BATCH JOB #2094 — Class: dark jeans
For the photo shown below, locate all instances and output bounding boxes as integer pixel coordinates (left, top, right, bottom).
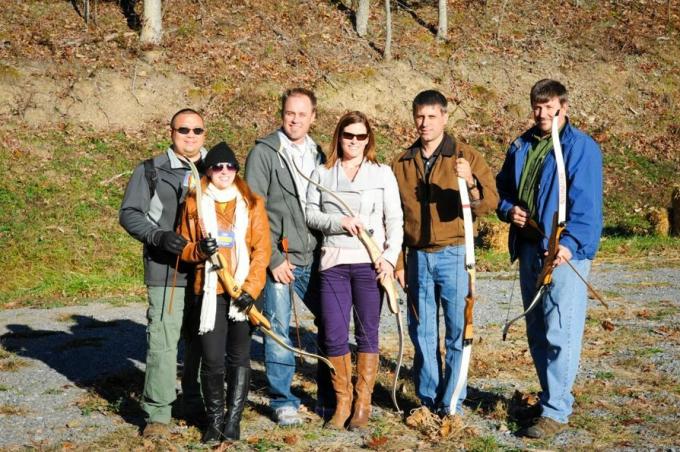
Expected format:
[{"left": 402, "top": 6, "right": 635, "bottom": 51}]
[{"left": 319, "top": 263, "right": 382, "bottom": 356}]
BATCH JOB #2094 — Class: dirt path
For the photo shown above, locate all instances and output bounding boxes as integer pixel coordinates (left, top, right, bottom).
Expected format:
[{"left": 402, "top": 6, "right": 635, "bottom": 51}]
[{"left": 1, "top": 261, "right": 679, "bottom": 450}]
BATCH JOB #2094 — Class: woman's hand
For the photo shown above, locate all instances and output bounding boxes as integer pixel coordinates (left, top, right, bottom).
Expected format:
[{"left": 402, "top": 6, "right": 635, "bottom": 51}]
[
  {"left": 374, "top": 257, "right": 394, "bottom": 282},
  {"left": 198, "top": 237, "right": 218, "bottom": 257},
  {"left": 341, "top": 216, "right": 364, "bottom": 236},
  {"left": 232, "top": 291, "right": 255, "bottom": 313}
]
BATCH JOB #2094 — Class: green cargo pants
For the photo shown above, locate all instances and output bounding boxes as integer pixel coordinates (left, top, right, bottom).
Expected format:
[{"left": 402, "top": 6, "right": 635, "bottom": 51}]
[{"left": 142, "top": 286, "right": 186, "bottom": 424}]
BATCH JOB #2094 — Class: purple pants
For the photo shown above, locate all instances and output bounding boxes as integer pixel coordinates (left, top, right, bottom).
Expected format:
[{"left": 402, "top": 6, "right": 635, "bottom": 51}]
[{"left": 319, "top": 263, "right": 382, "bottom": 357}]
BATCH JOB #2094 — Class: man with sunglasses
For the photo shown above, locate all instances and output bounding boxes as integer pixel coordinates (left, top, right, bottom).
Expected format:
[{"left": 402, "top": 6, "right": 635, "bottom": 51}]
[
  {"left": 245, "top": 88, "right": 330, "bottom": 426},
  {"left": 119, "top": 108, "right": 207, "bottom": 439},
  {"left": 391, "top": 90, "right": 498, "bottom": 420}
]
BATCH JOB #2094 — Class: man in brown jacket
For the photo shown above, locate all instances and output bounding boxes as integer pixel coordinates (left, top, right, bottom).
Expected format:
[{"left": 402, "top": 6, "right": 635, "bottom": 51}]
[{"left": 392, "top": 90, "right": 498, "bottom": 417}]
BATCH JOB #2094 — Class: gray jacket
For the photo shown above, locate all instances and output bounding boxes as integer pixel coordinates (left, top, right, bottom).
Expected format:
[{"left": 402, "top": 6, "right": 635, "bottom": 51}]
[
  {"left": 244, "top": 131, "right": 326, "bottom": 269},
  {"left": 119, "top": 147, "right": 206, "bottom": 287},
  {"left": 306, "top": 160, "right": 403, "bottom": 267}
]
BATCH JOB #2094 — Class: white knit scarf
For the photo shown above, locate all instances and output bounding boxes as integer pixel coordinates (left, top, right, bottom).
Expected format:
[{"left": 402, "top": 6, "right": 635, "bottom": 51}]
[{"left": 199, "top": 183, "right": 250, "bottom": 334}]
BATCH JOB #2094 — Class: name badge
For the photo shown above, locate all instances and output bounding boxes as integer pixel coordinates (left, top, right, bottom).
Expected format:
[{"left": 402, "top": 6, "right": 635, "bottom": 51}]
[{"left": 217, "top": 230, "right": 235, "bottom": 248}]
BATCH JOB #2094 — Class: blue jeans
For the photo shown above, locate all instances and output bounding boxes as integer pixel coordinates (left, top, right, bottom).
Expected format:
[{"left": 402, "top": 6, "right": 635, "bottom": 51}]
[
  {"left": 406, "top": 245, "right": 468, "bottom": 414},
  {"left": 518, "top": 241, "right": 591, "bottom": 424},
  {"left": 263, "top": 263, "right": 323, "bottom": 410}
]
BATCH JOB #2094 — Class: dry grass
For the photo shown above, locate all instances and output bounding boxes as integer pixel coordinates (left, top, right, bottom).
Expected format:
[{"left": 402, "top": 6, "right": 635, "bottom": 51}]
[
  {"left": 0, "top": 404, "right": 29, "bottom": 416},
  {"left": 0, "top": 346, "right": 29, "bottom": 372}
]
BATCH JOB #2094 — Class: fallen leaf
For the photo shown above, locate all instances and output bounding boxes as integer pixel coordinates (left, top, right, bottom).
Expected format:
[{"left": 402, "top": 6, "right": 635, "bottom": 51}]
[{"left": 365, "top": 435, "right": 388, "bottom": 449}]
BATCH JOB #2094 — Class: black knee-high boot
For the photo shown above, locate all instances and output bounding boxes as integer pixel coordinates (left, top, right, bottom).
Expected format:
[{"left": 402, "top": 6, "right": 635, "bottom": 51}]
[
  {"left": 222, "top": 367, "right": 251, "bottom": 440},
  {"left": 201, "top": 372, "right": 225, "bottom": 444}
]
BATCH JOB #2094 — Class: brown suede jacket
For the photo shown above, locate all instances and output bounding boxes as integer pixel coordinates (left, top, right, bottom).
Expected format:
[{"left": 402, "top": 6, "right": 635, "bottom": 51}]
[
  {"left": 391, "top": 133, "right": 499, "bottom": 270},
  {"left": 178, "top": 179, "right": 271, "bottom": 299}
]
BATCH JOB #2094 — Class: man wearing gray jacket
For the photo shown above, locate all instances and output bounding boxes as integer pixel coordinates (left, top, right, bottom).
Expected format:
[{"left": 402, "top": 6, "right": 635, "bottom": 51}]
[
  {"left": 119, "top": 108, "right": 206, "bottom": 438},
  {"left": 245, "top": 88, "right": 330, "bottom": 426}
]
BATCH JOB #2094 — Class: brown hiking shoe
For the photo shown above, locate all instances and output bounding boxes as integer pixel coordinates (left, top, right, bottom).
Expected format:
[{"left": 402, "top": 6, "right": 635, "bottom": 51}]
[
  {"left": 142, "top": 422, "right": 170, "bottom": 439},
  {"left": 519, "top": 416, "right": 567, "bottom": 439}
]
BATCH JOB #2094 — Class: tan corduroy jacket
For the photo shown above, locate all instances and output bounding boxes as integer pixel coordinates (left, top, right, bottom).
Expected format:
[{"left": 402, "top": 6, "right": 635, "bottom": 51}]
[{"left": 391, "top": 133, "right": 499, "bottom": 271}]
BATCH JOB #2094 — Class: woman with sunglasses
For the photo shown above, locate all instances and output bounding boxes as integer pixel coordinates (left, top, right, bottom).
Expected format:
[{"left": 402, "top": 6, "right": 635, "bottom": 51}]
[
  {"left": 178, "top": 142, "right": 271, "bottom": 444},
  {"left": 306, "top": 111, "right": 403, "bottom": 431}
]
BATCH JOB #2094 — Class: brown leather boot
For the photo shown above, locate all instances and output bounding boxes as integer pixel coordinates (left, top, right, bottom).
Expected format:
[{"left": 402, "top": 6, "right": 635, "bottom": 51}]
[
  {"left": 348, "top": 352, "right": 378, "bottom": 431},
  {"left": 326, "top": 353, "right": 353, "bottom": 430}
]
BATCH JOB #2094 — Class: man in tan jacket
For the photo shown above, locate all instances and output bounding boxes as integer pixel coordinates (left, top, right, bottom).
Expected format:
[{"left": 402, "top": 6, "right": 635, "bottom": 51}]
[{"left": 392, "top": 90, "right": 498, "bottom": 417}]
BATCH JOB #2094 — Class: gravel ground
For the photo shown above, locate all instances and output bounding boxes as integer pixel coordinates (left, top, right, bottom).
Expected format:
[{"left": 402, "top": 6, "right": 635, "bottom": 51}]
[{"left": 1, "top": 260, "right": 679, "bottom": 449}]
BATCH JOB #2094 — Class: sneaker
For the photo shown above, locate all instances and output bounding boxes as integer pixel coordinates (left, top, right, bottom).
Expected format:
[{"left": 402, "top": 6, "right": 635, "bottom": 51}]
[
  {"left": 518, "top": 416, "right": 567, "bottom": 439},
  {"left": 274, "top": 406, "right": 303, "bottom": 427},
  {"left": 142, "top": 422, "right": 170, "bottom": 439}
]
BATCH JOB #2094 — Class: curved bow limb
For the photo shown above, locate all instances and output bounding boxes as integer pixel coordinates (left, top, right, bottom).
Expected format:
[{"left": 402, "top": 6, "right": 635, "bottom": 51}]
[{"left": 213, "top": 254, "right": 336, "bottom": 372}]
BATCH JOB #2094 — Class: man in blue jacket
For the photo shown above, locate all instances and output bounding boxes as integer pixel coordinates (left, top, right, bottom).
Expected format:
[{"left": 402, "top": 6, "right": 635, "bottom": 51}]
[{"left": 496, "top": 79, "right": 603, "bottom": 439}]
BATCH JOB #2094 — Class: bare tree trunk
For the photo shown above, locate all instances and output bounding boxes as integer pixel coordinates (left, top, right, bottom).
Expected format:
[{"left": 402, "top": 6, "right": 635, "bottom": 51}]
[
  {"left": 140, "top": 0, "right": 162, "bottom": 45},
  {"left": 356, "top": 0, "right": 369, "bottom": 37},
  {"left": 384, "top": 0, "right": 392, "bottom": 60},
  {"left": 437, "top": 0, "right": 447, "bottom": 40}
]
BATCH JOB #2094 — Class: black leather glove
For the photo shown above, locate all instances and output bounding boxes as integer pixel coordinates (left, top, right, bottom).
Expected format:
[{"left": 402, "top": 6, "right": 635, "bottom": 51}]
[
  {"left": 232, "top": 291, "right": 255, "bottom": 314},
  {"left": 198, "top": 237, "right": 218, "bottom": 257},
  {"left": 156, "top": 230, "right": 188, "bottom": 255}
]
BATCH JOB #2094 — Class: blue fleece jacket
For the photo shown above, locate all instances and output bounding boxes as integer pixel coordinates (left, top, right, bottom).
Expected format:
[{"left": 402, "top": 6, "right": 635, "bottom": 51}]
[{"left": 496, "top": 120, "right": 603, "bottom": 261}]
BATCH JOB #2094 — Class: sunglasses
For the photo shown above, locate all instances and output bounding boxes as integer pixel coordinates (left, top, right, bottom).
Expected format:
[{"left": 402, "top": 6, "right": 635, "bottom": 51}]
[
  {"left": 210, "top": 162, "right": 238, "bottom": 173},
  {"left": 173, "top": 127, "right": 205, "bottom": 135},
  {"left": 342, "top": 131, "right": 369, "bottom": 141}
]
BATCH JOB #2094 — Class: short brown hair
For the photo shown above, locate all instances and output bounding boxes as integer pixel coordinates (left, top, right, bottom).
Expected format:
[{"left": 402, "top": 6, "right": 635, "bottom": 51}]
[
  {"left": 412, "top": 90, "right": 448, "bottom": 116},
  {"left": 326, "top": 111, "right": 377, "bottom": 169},
  {"left": 281, "top": 88, "right": 317, "bottom": 116},
  {"left": 530, "top": 79, "right": 568, "bottom": 105}
]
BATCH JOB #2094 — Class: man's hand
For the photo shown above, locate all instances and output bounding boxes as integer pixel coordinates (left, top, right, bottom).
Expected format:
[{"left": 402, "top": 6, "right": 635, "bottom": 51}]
[
  {"left": 509, "top": 206, "right": 530, "bottom": 228},
  {"left": 374, "top": 257, "right": 394, "bottom": 282},
  {"left": 156, "top": 230, "right": 188, "bottom": 255},
  {"left": 341, "top": 216, "right": 364, "bottom": 236},
  {"left": 455, "top": 157, "right": 474, "bottom": 187},
  {"left": 548, "top": 245, "right": 572, "bottom": 268},
  {"left": 395, "top": 269, "right": 406, "bottom": 288},
  {"left": 271, "top": 261, "right": 296, "bottom": 284}
]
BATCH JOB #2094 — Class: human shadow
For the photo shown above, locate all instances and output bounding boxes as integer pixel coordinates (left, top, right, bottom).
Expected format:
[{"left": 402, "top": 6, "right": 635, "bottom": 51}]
[{"left": 2, "top": 315, "right": 149, "bottom": 427}]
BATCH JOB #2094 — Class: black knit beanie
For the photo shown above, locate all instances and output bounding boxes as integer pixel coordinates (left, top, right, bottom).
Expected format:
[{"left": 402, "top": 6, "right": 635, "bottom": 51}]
[{"left": 204, "top": 141, "right": 239, "bottom": 170}]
